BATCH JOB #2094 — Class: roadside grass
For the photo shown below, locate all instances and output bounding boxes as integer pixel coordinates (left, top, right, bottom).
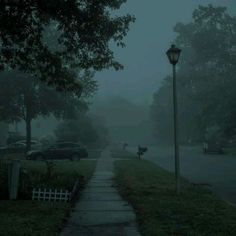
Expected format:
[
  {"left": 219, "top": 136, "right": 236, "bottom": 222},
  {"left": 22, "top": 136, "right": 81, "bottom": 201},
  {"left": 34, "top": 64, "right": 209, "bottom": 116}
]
[
  {"left": 114, "top": 160, "right": 236, "bottom": 236},
  {"left": 111, "top": 148, "right": 138, "bottom": 159},
  {"left": 0, "top": 160, "right": 96, "bottom": 236}
]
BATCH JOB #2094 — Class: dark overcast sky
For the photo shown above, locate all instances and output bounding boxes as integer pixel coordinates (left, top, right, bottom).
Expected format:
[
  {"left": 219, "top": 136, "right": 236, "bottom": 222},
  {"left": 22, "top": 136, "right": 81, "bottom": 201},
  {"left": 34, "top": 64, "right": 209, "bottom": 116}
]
[{"left": 92, "top": 0, "right": 235, "bottom": 105}]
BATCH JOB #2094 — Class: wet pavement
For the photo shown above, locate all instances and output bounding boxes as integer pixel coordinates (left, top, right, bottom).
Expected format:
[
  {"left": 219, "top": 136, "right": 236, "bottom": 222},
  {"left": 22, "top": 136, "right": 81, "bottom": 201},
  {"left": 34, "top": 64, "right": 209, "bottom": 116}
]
[{"left": 61, "top": 150, "right": 140, "bottom": 236}]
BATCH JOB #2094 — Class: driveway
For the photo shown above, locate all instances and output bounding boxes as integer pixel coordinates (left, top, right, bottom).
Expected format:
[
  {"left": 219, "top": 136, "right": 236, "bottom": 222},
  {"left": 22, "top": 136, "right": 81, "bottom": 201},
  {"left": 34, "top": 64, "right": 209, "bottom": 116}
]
[{"left": 129, "top": 145, "right": 236, "bottom": 205}]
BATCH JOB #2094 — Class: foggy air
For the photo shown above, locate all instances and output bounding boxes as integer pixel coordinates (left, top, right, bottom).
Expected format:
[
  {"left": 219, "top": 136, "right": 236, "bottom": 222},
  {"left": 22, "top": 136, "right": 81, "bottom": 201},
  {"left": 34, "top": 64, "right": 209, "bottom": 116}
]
[{"left": 0, "top": 1, "right": 236, "bottom": 236}]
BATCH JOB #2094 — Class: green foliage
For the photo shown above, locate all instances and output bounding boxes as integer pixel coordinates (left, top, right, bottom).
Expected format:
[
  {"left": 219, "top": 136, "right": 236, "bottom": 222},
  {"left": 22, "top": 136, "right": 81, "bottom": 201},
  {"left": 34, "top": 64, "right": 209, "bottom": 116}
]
[
  {"left": 19, "top": 160, "right": 96, "bottom": 199},
  {"left": 114, "top": 160, "right": 236, "bottom": 236},
  {"left": 0, "top": 1, "right": 135, "bottom": 93},
  {"left": 0, "top": 160, "right": 96, "bottom": 235},
  {"left": 0, "top": 70, "right": 92, "bottom": 150},
  {"left": 0, "top": 160, "right": 96, "bottom": 200},
  {"left": 151, "top": 5, "right": 236, "bottom": 145},
  {"left": 45, "top": 160, "right": 56, "bottom": 179},
  {"left": 0, "top": 71, "right": 89, "bottom": 122},
  {"left": 54, "top": 115, "right": 109, "bottom": 148},
  {"left": 150, "top": 77, "right": 174, "bottom": 144}
]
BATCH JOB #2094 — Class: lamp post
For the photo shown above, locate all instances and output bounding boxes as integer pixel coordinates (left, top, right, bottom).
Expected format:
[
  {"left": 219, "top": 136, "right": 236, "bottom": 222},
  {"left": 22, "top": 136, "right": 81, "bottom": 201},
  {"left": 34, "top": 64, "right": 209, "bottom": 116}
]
[{"left": 166, "top": 44, "right": 181, "bottom": 194}]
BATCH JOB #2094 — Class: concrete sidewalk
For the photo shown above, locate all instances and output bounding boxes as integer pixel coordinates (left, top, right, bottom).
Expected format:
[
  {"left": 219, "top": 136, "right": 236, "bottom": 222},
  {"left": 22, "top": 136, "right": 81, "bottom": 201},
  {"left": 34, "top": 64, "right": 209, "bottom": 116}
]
[{"left": 61, "top": 150, "right": 141, "bottom": 236}]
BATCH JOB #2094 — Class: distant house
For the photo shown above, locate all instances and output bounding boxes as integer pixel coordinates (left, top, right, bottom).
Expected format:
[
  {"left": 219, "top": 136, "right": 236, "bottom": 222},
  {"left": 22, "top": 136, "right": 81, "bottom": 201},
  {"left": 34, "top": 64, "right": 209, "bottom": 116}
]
[{"left": 0, "top": 122, "right": 8, "bottom": 146}]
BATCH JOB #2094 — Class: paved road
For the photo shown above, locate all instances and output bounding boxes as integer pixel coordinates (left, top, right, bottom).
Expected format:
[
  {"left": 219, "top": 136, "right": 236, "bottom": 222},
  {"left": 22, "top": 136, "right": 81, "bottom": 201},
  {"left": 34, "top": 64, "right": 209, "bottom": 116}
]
[{"left": 129, "top": 146, "right": 236, "bottom": 205}]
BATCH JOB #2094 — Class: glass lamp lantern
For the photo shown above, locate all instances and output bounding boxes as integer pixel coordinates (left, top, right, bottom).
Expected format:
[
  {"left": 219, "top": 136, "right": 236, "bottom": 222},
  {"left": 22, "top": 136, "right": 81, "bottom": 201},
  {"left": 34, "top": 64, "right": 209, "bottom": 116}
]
[{"left": 166, "top": 44, "right": 181, "bottom": 65}]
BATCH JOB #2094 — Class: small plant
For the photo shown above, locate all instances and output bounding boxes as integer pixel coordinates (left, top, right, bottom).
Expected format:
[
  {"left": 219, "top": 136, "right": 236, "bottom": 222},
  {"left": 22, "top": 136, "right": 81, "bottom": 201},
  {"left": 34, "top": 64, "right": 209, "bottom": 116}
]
[{"left": 45, "top": 161, "right": 56, "bottom": 180}]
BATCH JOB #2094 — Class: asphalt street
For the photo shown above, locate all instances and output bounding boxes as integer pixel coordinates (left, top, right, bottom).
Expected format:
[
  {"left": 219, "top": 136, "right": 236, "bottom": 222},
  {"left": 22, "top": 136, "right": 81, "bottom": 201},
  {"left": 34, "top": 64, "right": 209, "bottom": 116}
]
[{"left": 129, "top": 145, "right": 236, "bottom": 205}]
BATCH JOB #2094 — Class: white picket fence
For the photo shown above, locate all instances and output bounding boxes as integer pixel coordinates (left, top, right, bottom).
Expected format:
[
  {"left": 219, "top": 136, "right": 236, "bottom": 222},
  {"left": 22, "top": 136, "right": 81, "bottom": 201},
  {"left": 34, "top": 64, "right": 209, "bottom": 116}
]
[{"left": 32, "top": 188, "right": 71, "bottom": 202}]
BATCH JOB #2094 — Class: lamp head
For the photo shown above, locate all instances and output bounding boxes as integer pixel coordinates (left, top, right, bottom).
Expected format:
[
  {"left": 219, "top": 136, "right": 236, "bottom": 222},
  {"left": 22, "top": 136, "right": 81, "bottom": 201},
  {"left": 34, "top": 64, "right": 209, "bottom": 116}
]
[{"left": 166, "top": 44, "right": 181, "bottom": 65}]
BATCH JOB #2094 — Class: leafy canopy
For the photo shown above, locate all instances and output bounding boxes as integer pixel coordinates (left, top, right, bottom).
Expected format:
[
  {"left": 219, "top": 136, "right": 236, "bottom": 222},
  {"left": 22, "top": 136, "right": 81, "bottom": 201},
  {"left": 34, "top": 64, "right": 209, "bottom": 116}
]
[
  {"left": 151, "top": 5, "right": 236, "bottom": 144},
  {"left": 0, "top": 0, "right": 135, "bottom": 93},
  {"left": 0, "top": 71, "right": 89, "bottom": 123}
]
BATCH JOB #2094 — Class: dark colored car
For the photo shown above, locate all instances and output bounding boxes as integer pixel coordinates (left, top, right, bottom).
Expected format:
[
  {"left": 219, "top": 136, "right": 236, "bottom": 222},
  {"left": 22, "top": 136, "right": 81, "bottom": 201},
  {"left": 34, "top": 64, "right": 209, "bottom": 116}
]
[
  {"left": 0, "top": 140, "right": 41, "bottom": 157},
  {"left": 0, "top": 142, "right": 25, "bottom": 155},
  {"left": 203, "top": 142, "right": 224, "bottom": 154},
  {"left": 26, "top": 142, "right": 88, "bottom": 161}
]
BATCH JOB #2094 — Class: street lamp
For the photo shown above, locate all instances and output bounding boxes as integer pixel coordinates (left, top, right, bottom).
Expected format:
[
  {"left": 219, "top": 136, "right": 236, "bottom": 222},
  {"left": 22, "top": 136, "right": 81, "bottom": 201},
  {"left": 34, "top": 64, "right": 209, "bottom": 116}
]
[{"left": 166, "top": 44, "right": 181, "bottom": 194}]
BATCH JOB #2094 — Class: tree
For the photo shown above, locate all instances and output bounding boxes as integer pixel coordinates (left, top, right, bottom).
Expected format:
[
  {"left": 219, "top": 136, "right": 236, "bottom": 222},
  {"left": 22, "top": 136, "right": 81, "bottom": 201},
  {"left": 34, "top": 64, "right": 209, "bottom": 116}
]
[
  {"left": 0, "top": 1, "right": 135, "bottom": 93},
  {"left": 150, "top": 77, "right": 174, "bottom": 144},
  {"left": 54, "top": 114, "right": 109, "bottom": 148},
  {"left": 176, "top": 5, "right": 236, "bottom": 143},
  {"left": 151, "top": 5, "right": 236, "bottom": 145},
  {"left": 0, "top": 70, "right": 89, "bottom": 151}
]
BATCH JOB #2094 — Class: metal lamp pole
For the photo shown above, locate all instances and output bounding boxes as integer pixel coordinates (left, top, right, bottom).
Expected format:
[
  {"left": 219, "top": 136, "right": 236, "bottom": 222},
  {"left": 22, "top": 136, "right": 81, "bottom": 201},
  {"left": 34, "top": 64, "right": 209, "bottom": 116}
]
[
  {"left": 172, "top": 63, "right": 180, "bottom": 194},
  {"left": 166, "top": 44, "right": 181, "bottom": 194}
]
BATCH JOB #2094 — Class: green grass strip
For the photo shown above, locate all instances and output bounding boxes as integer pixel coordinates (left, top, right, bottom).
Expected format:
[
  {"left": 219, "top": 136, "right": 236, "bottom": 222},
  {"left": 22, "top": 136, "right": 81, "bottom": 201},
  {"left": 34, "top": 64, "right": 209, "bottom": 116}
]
[{"left": 114, "top": 160, "right": 236, "bottom": 236}]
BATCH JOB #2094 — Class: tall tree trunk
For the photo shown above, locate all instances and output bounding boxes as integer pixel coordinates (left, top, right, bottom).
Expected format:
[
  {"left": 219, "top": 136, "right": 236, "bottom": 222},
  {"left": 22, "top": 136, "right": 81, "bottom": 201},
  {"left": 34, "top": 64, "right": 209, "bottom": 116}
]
[
  {"left": 25, "top": 105, "right": 32, "bottom": 152},
  {"left": 15, "top": 121, "right": 18, "bottom": 132}
]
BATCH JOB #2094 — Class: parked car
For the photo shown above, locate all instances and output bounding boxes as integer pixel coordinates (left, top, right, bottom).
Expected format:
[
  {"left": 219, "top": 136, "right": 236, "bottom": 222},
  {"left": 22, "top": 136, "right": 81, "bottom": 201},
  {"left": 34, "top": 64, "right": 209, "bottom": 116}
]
[
  {"left": 7, "top": 132, "right": 25, "bottom": 145},
  {"left": 26, "top": 142, "right": 88, "bottom": 161},
  {"left": 15, "top": 140, "right": 41, "bottom": 150},
  {"left": 0, "top": 140, "right": 41, "bottom": 155},
  {"left": 203, "top": 142, "right": 224, "bottom": 154},
  {"left": 7, "top": 142, "right": 27, "bottom": 153}
]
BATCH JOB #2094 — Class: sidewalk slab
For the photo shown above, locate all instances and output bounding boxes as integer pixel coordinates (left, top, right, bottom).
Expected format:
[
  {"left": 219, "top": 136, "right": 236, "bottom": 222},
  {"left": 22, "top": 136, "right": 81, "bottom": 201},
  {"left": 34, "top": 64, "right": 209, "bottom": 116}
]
[
  {"left": 74, "top": 200, "right": 132, "bottom": 211},
  {"left": 68, "top": 211, "right": 136, "bottom": 226},
  {"left": 80, "top": 192, "right": 123, "bottom": 201},
  {"left": 92, "top": 171, "right": 113, "bottom": 176},
  {"left": 83, "top": 187, "right": 117, "bottom": 193},
  {"left": 87, "top": 182, "right": 114, "bottom": 187},
  {"left": 90, "top": 177, "right": 113, "bottom": 181},
  {"left": 60, "top": 149, "right": 140, "bottom": 236},
  {"left": 61, "top": 226, "right": 139, "bottom": 236}
]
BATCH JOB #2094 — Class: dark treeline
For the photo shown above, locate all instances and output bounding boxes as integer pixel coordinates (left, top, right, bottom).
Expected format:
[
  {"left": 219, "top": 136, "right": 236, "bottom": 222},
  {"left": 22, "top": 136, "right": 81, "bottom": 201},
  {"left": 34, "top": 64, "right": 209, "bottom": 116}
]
[
  {"left": 0, "top": 0, "right": 134, "bottom": 150},
  {"left": 151, "top": 5, "right": 236, "bottom": 146}
]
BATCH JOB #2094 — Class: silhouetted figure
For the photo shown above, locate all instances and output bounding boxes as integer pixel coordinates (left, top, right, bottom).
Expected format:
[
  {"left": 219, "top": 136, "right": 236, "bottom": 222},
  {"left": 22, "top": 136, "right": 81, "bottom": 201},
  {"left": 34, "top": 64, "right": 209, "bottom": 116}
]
[
  {"left": 203, "top": 142, "right": 208, "bottom": 153},
  {"left": 137, "top": 145, "right": 148, "bottom": 159}
]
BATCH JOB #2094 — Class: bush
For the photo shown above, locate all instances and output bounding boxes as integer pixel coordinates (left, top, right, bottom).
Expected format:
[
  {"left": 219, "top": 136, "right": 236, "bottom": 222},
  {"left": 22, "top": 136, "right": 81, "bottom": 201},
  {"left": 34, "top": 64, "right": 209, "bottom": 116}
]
[
  {"left": 19, "top": 162, "right": 84, "bottom": 199},
  {"left": 0, "top": 160, "right": 96, "bottom": 200},
  {"left": 54, "top": 115, "right": 109, "bottom": 148}
]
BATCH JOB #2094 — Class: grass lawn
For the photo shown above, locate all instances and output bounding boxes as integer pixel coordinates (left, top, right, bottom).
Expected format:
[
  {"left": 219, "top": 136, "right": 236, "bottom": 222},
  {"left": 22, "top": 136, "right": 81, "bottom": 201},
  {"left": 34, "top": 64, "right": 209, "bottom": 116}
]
[
  {"left": 0, "top": 160, "right": 97, "bottom": 236},
  {"left": 111, "top": 148, "right": 139, "bottom": 159},
  {"left": 0, "top": 160, "right": 97, "bottom": 199},
  {"left": 0, "top": 201, "right": 68, "bottom": 236},
  {"left": 114, "top": 160, "right": 236, "bottom": 236},
  {"left": 21, "top": 159, "right": 97, "bottom": 184}
]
